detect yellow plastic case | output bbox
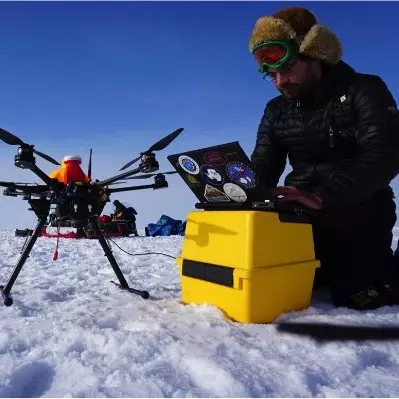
[176,210,319,323]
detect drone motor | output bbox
[154,173,168,188]
[139,153,159,173]
[15,146,35,168]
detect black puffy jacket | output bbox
[251,61,399,210]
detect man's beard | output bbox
[278,75,317,99]
[277,82,301,99]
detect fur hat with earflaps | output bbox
[249,7,343,64]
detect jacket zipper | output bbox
[329,126,335,148]
[297,100,319,183]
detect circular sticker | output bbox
[178,155,199,175]
[223,183,247,203]
[226,162,256,188]
[203,151,228,166]
[200,164,224,186]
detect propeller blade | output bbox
[0,128,25,146]
[88,148,92,179]
[33,149,60,166]
[119,127,184,171]
[147,127,184,153]
[119,155,141,171]
[125,171,178,180]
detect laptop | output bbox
[168,141,314,222]
[167,141,272,210]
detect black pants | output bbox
[311,189,397,305]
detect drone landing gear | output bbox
[1,215,48,306]
[0,216,149,307]
[90,219,150,299]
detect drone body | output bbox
[0,127,183,306]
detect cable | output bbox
[106,237,177,259]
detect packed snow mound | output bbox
[0,230,399,397]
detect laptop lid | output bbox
[167,141,265,207]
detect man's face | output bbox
[266,57,319,99]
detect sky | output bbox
[0,1,399,229]
[0,230,399,397]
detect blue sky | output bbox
[0,1,399,229]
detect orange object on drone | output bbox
[49,155,90,184]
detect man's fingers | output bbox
[270,186,298,196]
[277,194,300,203]
[277,194,321,210]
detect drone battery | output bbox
[176,210,319,324]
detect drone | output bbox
[0,126,183,307]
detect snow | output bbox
[1,229,399,397]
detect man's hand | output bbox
[270,186,323,210]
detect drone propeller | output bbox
[0,128,60,166]
[88,148,92,179]
[119,128,184,171]
[124,171,178,180]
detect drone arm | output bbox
[96,166,143,186]
[2,184,49,197]
[107,181,167,193]
[18,160,61,189]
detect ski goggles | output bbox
[252,40,299,73]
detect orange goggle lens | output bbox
[253,44,288,65]
[252,40,298,73]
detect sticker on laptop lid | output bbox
[200,165,224,186]
[203,151,228,166]
[186,174,199,185]
[204,184,230,202]
[178,155,200,175]
[226,162,256,188]
[223,183,247,203]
